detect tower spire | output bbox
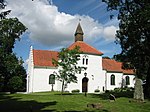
[74,20,84,42]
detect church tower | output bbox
[74,22,84,42]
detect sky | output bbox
[4,0,121,69]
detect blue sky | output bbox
[5,0,121,69]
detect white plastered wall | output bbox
[123,74,135,88]
[105,71,135,90]
[106,72,123,90]
[27,48,135,93]
[26,46,34,93]
[66,54,105,93]
[32,67,60,92]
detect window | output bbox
[82,55,88,65]
[126,76,130,85]
[49,74,55,84]
[110,74,115,85]
[86,59,88,65]
[83,58,85,65]
[103,86,105,91]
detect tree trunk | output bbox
[144,66,150,99]
[61,80,64,95]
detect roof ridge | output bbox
[33,49,58,53]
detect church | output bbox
[27,23,135,93]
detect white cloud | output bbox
[23,58,29,69]
[5,0,118,47]
[103,25,118,41]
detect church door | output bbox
[82,77,89,92]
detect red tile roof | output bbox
[32,49,134,74]
[33,50,58,67]
[123,69,135,75]
[68,41,103,55]
[102,58,135,74]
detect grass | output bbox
[0,91,150,112]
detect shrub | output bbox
[114,88,122,92]
[105,90,109,93]
[94,89,100,92]
[71,89,80,93]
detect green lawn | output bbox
[0,92,150,112]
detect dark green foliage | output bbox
[114,87,134,93]
[103,0,150,98]
[0,0,5,9]
[0,53,26,92]
[53,46,85,93]
[0,17,27,91]
[8,76,23,93]
[0,0,11,19]
[0,18,27,53]
[71,89,80,93]
[102,56,110,59]
[94,89,100,92]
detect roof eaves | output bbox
[106,70,123,73]
[81,52,103,56]
[34,66,57,69]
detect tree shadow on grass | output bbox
[0,94,57,112]
[54,93,81,96]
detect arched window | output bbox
[86,59,88,65]
[126,76,130,85]
[49,74,55,84]
[83,58,85,65]
[82,55,89,65]
[110,74,115,85]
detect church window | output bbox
[110,74,115,85]
[82,55,88,65]
[103,86,105,91]
[125,76,130,85]
[49,74,55,84]
[86,59,88,65]
[83,58,85,65]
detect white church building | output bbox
[27,23,135,93]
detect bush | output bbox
[71,89,80,93]
[105,90,109,93]
[114,88,122,92]
[8,76,23,93]
[94,89,100,92]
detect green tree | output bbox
[8,76,23,93]
[53,46,85,94]
[0,0,27,92]
[0,0,11,19]
[103,0,150,98]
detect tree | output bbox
[52,46,85,94]
[0,0,11,19]
[0,0,27,92]
[102,56,111,59]
[103,0,150,98]
[8,76,23,93]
